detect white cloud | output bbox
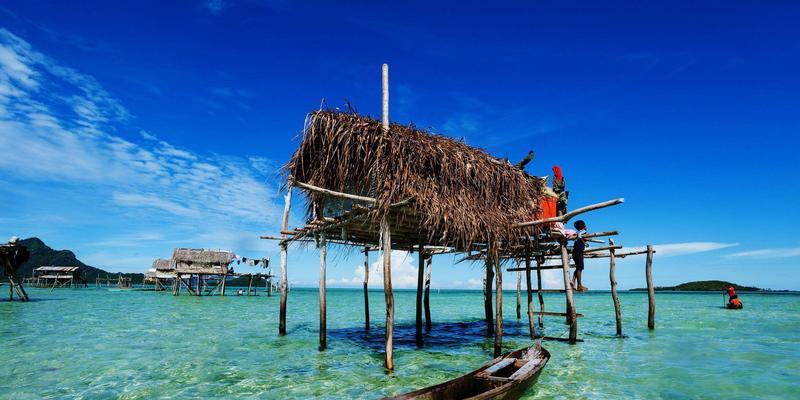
[728,247,800,259]
[349,250,419,289]
[0,28,282,272]
[0,28,280,226]
[623,242,738,257]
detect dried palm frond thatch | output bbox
[172,248,235,265]
[286,110,545,249]
[152,259,174,271]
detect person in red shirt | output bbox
[727,285,737,300]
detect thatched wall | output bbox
[286,110,546,249]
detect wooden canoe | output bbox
[384,344,550,400]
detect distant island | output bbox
[16,237,145,284]
[630,280,785,292]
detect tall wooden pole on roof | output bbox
[381,63,395,371]
[279,183,293,335]
[560,242,578,344]
[424,255,432,332]
[319,232,327,350]
[493,242,504,357]
[363,246,370,330]
[646,245,655,330]
[415,240,425,347]
[609,238,622,336]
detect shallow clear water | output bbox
[1,287,798,399]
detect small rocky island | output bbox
[631,280,772,292]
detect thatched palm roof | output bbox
[152,259,174,271]
[286,110,546,249]
[172,248,235,265]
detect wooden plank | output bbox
[509,359,543,380]
[482,358,515,375]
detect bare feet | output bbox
[579,286,589,292]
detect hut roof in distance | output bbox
[35,266,79,272]
[152,258,174,271]
[286,110,546,249]
[172,248,235,265]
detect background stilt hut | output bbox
[172,248,235,296]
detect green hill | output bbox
[631,280,763,292]
[15,237,145,284]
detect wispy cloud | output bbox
[623,242,738,257]
[728,247,800,259]
[0,28,281,271]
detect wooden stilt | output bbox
[363,246,370,330]
[415,241,424,347]
[516,271,522,319]
[319,233,327,351]
[247,274,253,296]
[609,238,622,336]
[220,273,226,296]
[381,217,394,371]
[483,257,494,336]
[560,243,578,344]
[646,245,655,330]
[424,255,432,332]
[524,252,535,340]
[536,257,545,328]
[493,243,503,357]
[279,182,293,335]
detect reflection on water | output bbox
[0,288,798,399]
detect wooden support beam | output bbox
[524,246,535,340]
[493,242,503,357]
[363,246,370,330]
[515,198,625,228]
[424,255,432,332]
[483,255,494,336]
[582,230,619,239]
[292,180,377,204]
[516,270,522,319]
[536,256,545,328]
[584,245,624,254]
[646,245,655,330]
[560,243,578,344]
[609,238,622,336]
[279,183,293,336]
[319,233,327,351]
[381,216,394,371]
[415,242,424,347]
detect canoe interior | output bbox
[386,345,550,400]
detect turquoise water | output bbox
[1,287,798,399]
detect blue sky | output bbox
[0,1,798,290]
